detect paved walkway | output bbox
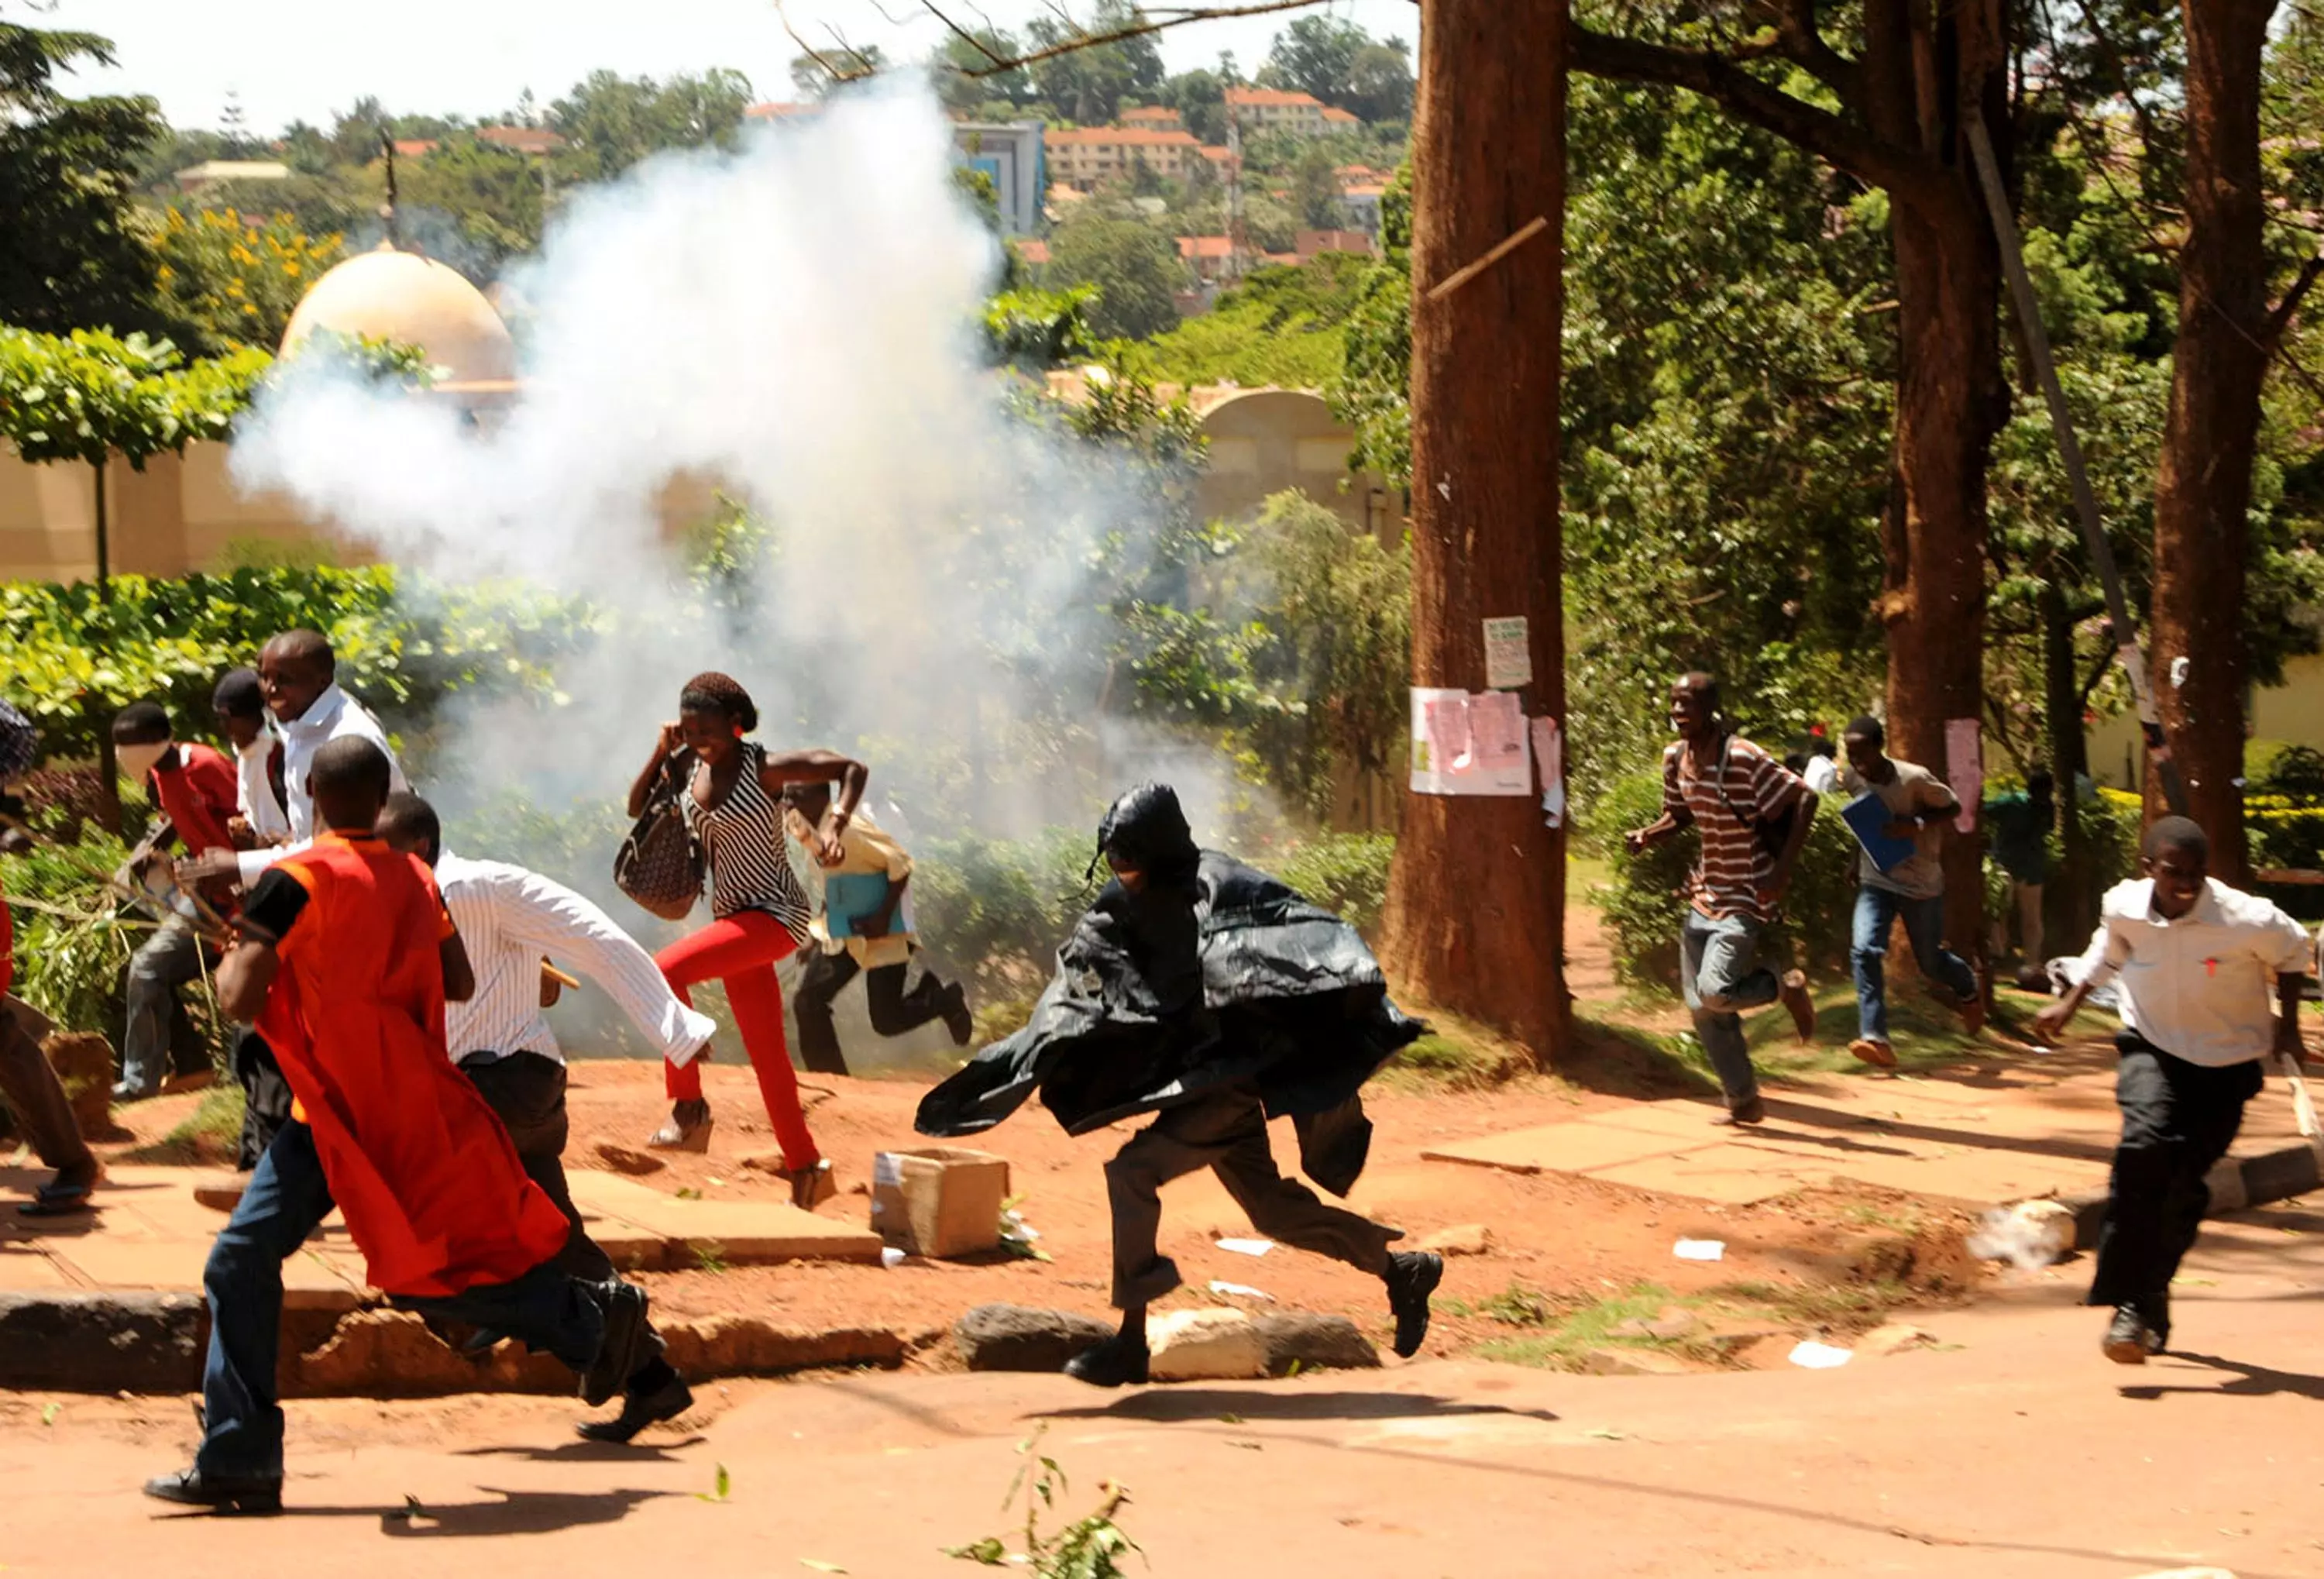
[1425,1039,2317,1207]
[0,1166,881,1308]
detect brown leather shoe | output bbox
[1959,982,1988,1037]
[1848,1037,1897,1068]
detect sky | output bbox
[36,0,1422,134]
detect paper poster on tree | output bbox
[1411,687,1532,796]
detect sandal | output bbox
[786,1158,836,1210]
[648,1099,713,1152]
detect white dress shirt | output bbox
[235,684,409,885]
[1803,755,1840,795]
[2070,876,2313,1066]
[436,851,715,1068]
[232,734,292,847]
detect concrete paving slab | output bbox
[1589,1149,1829,1205]
[1420,1121,1702,1175]
[591,1195,884,1268]
[52,1236,210,1291]
[0,1244,74,1290]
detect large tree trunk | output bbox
[1865,0,2008,970]
[2148,0,2278,882]
[1378,0,1569,1060]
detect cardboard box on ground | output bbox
[870,1147,1009,1257]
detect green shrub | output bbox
[1273,831,1394,937]
[0,568,600,766]
[914,828,1098,992]
[1595,769,1861,992]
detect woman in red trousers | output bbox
[627,673,865,1207]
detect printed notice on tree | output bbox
[1411,687,1532,796]
[1946,717,1982,834]
[1483,617,1532,690]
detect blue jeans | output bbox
[1679,910,1779,1106]
[198,1121,610,1479]
[1851,885,1977,1042]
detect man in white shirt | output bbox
[377,792,713,1442]
[209,668,289,851]
[2033,816,2312,1364]
[238,630,407,885]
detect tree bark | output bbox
[2042,577,2092,941]
[2147,0,2278,882]
[1865,0,2008,968]
[1379,0,1569,1061]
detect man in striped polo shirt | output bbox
[1625,674,1819,1124]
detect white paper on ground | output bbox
[1788,1340,1853,1369]
[1207,1280,1274,1302]
[1215,1237,1275,1257]
[1672,1237,1726,1262]
[879,1247,906,1269]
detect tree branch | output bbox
[1569,23,1941,204]
[936,0,1352,79]
[2264,248,2324,356]
[1745,0,1861,104]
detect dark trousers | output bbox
[792,948,958,1076]
[233,1028,294,1172]
[2087,1030,2264,1311]
[198,1120,607,1478]
[0,995,93,1180]
[459,1051,614,1280]
[1104,1083,1399,1309]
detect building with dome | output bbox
[0,243,520,580]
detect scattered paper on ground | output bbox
[1673,1238,1725,1262]
[1215,1238,1274,1257]
[1789,1340,1853,1370]
[1208,1280,1274,1301]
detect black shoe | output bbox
[579,1281,651,1407]
[1064,1332,1150,1388]
[2102,1303,2164,1365]
[1384,1250,1444,1359]
[576,1371,694,1443]
[941,985,975,1048]
[143,1466,282,1515]
[1713,1096,1768,1127]
[2135,1293,2171,1354]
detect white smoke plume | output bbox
[232,84,1251,851]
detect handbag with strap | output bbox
[614,750,704,921]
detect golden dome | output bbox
[280,243,517,396]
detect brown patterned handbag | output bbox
[614,750,703,921]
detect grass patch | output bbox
[124,1082,244,1166]
[1559,1014,1719,1100]
[1728,980,1986,1079]
[1705,1276,1913,1333]
[688,1239,731,1274]
[1470,1281,1703,1369]
[1379,1012,1535,1092]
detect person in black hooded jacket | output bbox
[916,783,1442,1387]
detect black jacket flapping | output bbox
[914,851,1422,1192]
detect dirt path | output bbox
[5,1198,2322,1577]
[98,1054,1981,1353]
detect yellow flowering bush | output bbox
[149,208,346,355]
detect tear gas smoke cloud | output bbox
[234,86,1250,850]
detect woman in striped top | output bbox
[627,673,868,1206]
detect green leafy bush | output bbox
[0,567,601,765]
[1274,831,1394,937]
[913,828,1097,993]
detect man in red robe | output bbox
[145,738,653,1515]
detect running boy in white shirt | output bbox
[2033,816,2312,1364]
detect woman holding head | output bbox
[627,673,866,1206]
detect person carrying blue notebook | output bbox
[1838,717,1984,1067]
[780,782,972,1075]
